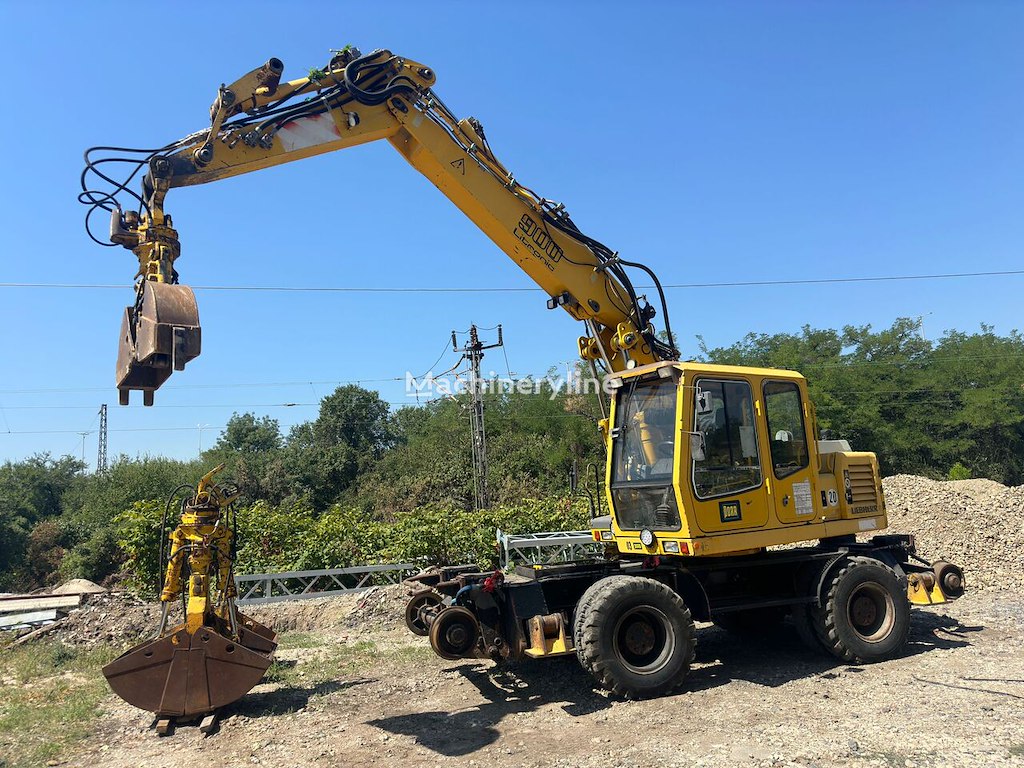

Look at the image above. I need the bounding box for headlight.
[599,530,614,541]
[663,540,680,554]
[640,528,655,547]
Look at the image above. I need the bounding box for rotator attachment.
[102,465,277,719]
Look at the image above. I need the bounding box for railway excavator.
[81,45,964,713]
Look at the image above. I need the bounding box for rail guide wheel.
[428,606,480,660]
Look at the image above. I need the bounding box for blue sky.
[0,1,1021,468]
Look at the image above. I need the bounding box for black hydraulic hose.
[344,51,416,106]
[159,483,194,596]
[613,256,678,357]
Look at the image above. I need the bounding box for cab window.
[763,380,809,478]
[691,379,762,499]
[611,378,677,485]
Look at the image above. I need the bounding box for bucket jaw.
[116,281,201,406]
[102,613,276,718]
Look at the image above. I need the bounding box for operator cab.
[603,360,870,558]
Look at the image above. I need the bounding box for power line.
[1,268,1022,293]
[3,351,1020,399]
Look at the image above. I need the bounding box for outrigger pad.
[102,613,277,717]
[116,282,201,405]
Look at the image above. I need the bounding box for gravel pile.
[343,584,408,632]
[245,594,357,633]
[52,591,161,648]
[881,474,1024,591]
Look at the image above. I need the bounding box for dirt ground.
[60,586,1024,768]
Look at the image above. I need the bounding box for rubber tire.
[791,562,829,654]
[814,556,910,663]
[712,606,786,635]
[791,604,828,654]
[574,576,696,699]
[574,577,622,680]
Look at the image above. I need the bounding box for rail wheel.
[815,556,910,663]
[404,590,443,637]
[428,606,480,660]
[574,576,695,698]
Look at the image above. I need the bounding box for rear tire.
[791,604,828,653]
[574,576,696,698]
[815,556,910,663]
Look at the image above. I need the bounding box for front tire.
[574,576,696,698]
[815,556,910,663]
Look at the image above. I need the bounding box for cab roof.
[614,359,806,382]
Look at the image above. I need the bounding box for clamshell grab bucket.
[116,281,201,405]
[102,613,276,718]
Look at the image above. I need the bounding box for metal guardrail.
[234,562,420,605]
[496,529,602,568]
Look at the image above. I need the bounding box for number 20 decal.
[827,489,839,506]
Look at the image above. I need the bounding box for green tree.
[931,325,1024,483]
[212,412,282,454]
[203,413,286,504]
[0,454,84,589]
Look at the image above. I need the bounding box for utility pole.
[452,324,503,511]
[97,404,108,473]
[197,423,211,455]
[77,432,90,465]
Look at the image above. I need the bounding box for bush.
[59,528,119,585]
[113,500,167,597]
[111,495,593,594]
[947,462,972,481]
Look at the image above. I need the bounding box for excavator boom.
[83,47,678,405]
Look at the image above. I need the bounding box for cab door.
[687,376,770,534]
[762,379,819,525]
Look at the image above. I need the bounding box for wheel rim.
[847,582,895,643]
[612,606,675,675]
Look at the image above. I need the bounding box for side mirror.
[689,432,706,462]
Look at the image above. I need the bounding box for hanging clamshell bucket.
[116,281,201,406]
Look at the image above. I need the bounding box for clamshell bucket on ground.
[116,281,201,406]
[102,613,277,718]
[104,464,275,720]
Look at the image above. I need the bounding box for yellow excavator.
[82,45,964,704]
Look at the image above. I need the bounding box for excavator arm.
[83,47,678,404]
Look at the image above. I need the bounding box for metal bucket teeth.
[103,614,277,717]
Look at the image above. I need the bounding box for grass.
[0,630,432,767]
[0,640,117,768]
[264,636,434,688]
